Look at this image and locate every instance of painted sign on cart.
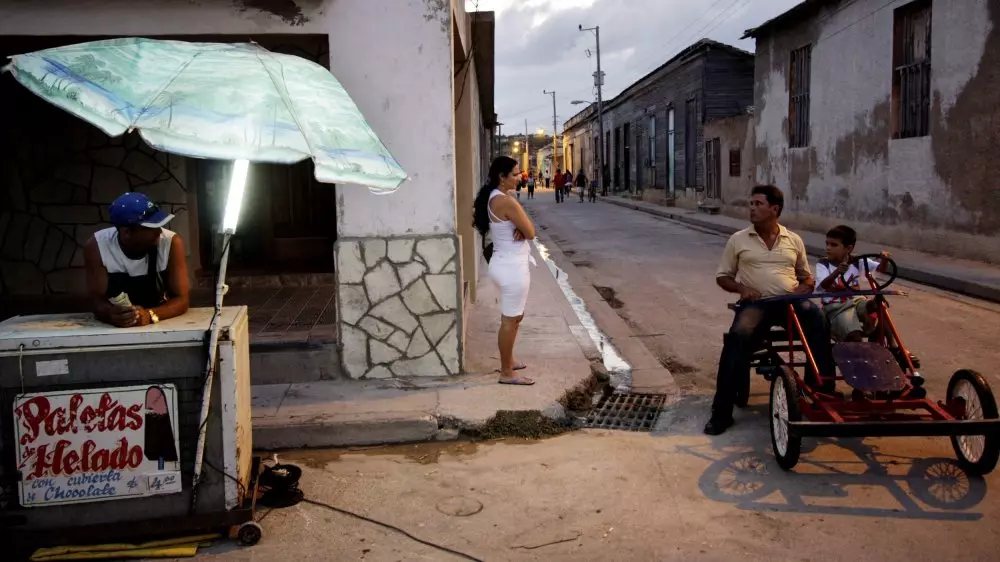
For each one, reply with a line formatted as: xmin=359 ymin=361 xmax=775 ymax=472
xmin=13 ymin=384 xmax=183 ymax=507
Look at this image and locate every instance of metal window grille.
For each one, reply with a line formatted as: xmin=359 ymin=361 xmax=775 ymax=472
xmin=894 ymin=1 xmax=932 ymax=138
xmin=788 ymin=45 xmax=811 ymax=148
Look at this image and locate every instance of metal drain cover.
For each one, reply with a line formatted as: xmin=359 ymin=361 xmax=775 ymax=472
xmin=583 ymin=392 xmax=666 ymax=432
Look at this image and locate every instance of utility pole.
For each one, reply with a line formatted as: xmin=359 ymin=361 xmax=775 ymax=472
xmin=524 ymin=118 xmax=529 ymax=173
xmin=542 ymin=90 xmax=558 ymax=174
xmin=580 ymin=24 xmax=605 ymax=194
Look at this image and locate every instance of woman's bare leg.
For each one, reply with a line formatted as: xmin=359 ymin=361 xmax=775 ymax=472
xmin=499 ymin=314 xmax=532 ymax=382
xmin=512 ymin=314 xmax=525 ymax=369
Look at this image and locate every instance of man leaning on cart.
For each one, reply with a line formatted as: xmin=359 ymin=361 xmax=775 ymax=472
xmin=83 ymin=192 xmax=191 ymax=328
xmin=705 ymin=185 xmax=836 ymax=436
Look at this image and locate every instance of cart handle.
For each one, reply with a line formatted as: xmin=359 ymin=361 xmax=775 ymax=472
xmin=728 ymin=289 xmax=907 ymax=310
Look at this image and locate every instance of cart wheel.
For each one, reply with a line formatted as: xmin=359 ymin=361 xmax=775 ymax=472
xmin=237 ymin=521 xmax=263 ymax=546
xmin=770 ymin=369 xmax=802 ymax=471
xmin=947 ymin=370 xmax=1000 ymax=476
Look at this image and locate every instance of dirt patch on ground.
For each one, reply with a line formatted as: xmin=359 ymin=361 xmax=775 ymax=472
xmin=472 ymin=411 xmax=573 ymax=440
xmin=594 ymin=285 xmax=624 ymax=309
xmin=654 ymin=351 xmax=698 ymax=374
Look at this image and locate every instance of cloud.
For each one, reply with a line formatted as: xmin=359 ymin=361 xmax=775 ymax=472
xmin=469 ymin=0 xmax=803 ymax=134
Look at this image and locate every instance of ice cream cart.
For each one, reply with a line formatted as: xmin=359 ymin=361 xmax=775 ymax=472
xmin=0 ymin=307 xmax=258 ymax=555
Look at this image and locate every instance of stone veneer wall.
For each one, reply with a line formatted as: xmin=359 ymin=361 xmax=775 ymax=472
xmin=0 ymin=113 xmax=190 ymax=298
xmin=336 ymin=235 xmax=462 ymax=379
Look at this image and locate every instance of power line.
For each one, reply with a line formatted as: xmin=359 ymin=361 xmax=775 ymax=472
xmin=625 ymin=0 xmax=748 ymax=80
xmin=623 ymin=0 xmax=732 ymax=74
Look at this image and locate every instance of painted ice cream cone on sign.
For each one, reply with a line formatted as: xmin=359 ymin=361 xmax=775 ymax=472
xmin=144 ymin=386 xmax=178 ymax=470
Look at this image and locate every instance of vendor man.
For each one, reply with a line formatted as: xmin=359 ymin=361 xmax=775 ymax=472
xmin=706 ymin=185 xmax=836 ymax=435
xmin=84 ymin=192 xmax=190 ymax=328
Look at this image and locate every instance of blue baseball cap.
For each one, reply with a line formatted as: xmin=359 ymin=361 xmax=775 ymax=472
xmin=109 ymin=192 xmax=174 ymax=228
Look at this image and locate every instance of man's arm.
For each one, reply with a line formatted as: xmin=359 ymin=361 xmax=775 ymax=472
xmin=792 ymin=237 xmax=815 ymax=294
xmin=136 ymin=234 xmax=190 ymax=325
xmin=84 ymin=238 xmax=137 ymax=327
xmin=716 ymin=236 xmax=760 ymax=300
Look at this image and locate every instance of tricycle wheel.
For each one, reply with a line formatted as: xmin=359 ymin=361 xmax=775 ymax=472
xmin=237 ymin=521 xmax=263 ymax=546
xmin=770 ymin=368 xmax=802 ymax=471
xmin=947 ymin=369 xmax=1000 ymax=476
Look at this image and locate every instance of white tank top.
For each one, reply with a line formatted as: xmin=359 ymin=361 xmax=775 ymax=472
xmin=488 ymin=190 xmax=531 ymax=258
xmin=95 ymin=227 xmax=175 ymax=276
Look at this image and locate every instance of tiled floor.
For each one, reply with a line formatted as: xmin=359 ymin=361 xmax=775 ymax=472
xmin=191 ymin=286 xmax=337 ymax=344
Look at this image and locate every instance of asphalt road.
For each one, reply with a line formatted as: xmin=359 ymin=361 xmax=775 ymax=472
xmin=527 ymin=193 xmax=1000 ymax=403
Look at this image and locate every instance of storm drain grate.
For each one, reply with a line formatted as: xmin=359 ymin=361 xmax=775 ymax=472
xmin=583 ymin=392 xmax=666 ymax=432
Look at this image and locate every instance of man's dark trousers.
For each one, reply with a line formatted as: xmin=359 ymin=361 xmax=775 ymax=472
xmin=711 ymin=299 xmax=836 ymax=422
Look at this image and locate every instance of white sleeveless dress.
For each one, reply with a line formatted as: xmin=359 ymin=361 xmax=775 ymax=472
xmin=487 ymin=189 xmax=533 ymax=317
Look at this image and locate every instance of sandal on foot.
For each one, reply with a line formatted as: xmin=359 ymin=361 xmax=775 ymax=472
xmin=498 ymin=377 xmax=535 ymax=386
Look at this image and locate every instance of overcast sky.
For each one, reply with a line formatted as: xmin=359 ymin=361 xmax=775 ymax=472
xmin=467 ymin=0 xmax=803 ymax=136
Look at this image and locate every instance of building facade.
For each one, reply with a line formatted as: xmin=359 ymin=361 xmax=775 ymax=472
xmin=0 ymin=0 xmax=496 ymax=379
xmin=747 ymin=0 xmax=1000 ymax=263
xmin=562 ymin=39 xmax=754 ymax=205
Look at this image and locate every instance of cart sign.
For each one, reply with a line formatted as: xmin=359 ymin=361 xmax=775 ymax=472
xmin=13 ymin=384 xmax=183 ymax=507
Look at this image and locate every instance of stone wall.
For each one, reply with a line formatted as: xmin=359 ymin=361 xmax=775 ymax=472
xmin=0 ymin=94 xmax=191 ymax=300
xmin=335 ymin=235 xmax=461 ymax=379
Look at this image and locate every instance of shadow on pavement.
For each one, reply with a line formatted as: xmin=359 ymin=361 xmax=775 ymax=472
xmin=655 ymin=395 xmax=989 ymax=521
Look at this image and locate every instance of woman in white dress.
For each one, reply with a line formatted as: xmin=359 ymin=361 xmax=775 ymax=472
xmin=473 ymin=156 xmax=537 ymax=385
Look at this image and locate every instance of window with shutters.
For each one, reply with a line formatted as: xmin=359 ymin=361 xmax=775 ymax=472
xmin=788 ymin=45 xmax=811 ymax=148
xmin=892 ymin=0 xmax=932 ymax=139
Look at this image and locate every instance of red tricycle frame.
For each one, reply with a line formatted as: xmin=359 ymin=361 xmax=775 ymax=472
xmin=737 ymin=257 xmax=1000 ymax=474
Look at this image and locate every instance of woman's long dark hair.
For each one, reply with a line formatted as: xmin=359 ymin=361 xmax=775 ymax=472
xmin=473 ymin=156 xmax=518 ymax=238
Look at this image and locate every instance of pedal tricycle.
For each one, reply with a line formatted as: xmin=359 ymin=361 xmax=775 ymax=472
xmin=730 ymin=254 xmax=1000 ymax=475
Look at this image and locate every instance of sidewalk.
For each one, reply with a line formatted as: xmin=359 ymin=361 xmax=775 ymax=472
xmin=604 ymin=197 xmax=1000 ymax=304
xmin=250 ymin=240 xmax=603 ymax=449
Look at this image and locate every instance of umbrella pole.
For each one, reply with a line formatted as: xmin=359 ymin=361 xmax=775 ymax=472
xmin=190 ymin=231 xmax=232 ymax=513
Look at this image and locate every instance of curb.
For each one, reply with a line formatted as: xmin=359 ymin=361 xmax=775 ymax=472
xmin=603 ymin=198 xmax=1000 ymax=304
xmin=253 ymin=415 xmax=442 ymax=450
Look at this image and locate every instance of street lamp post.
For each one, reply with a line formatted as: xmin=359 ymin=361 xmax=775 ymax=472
xmin=542 ymin=89 xmax=558 ymax=177
xmin=579 ymin=24 xmax=605 ymax=195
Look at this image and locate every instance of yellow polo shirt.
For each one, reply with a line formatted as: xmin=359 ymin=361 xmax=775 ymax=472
xmin=716 ymin=225 xmax=812 ymax=297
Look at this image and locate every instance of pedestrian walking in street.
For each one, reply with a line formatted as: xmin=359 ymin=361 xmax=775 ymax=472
xmin=589 ymin=178 xmax=598 ymax=203
xmin=527 ymin=174 xmax=535 ymax=199
xmin=544 ymin=171 xmax=550 ymax=188
xmin=473 ymin=156 xmax=537 ymax=385
xmin=553 ymin=168 xmax=564 ymax=203
xmin=515 ymin=177 xmax=522 ymax=200
xmin=563 ymin=169 xmax=573 ymax=200
xmin=575 ymin=169 xmax=587 ymax=202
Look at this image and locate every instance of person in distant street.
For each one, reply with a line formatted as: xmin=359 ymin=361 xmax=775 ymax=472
xmin=705 ymin=185 xmax=835 ymax=436
xmin=544 ymin=171 xmax=550 ymax=188
xmin=527 ymin=173 xmax=536 ymax=199
xmin=563 ymin=169 xmax=573 ymax=199
xmin=575 ymin=169 xmax=587 ymax=202
xmin=553 ymin=168 xmax=564 ymax=203
xmin=84 ymin=192 xmax=190 ymax=328
xmin=602 ymin=165 xmax=610 ymax=197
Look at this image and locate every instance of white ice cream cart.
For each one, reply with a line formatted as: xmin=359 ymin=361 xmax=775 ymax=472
xmin=0 ymin=307 xmax=257 ymax=555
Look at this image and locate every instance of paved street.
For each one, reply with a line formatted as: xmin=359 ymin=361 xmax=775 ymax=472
xmin=191 ymin=192 xmax=1000 ymax=561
